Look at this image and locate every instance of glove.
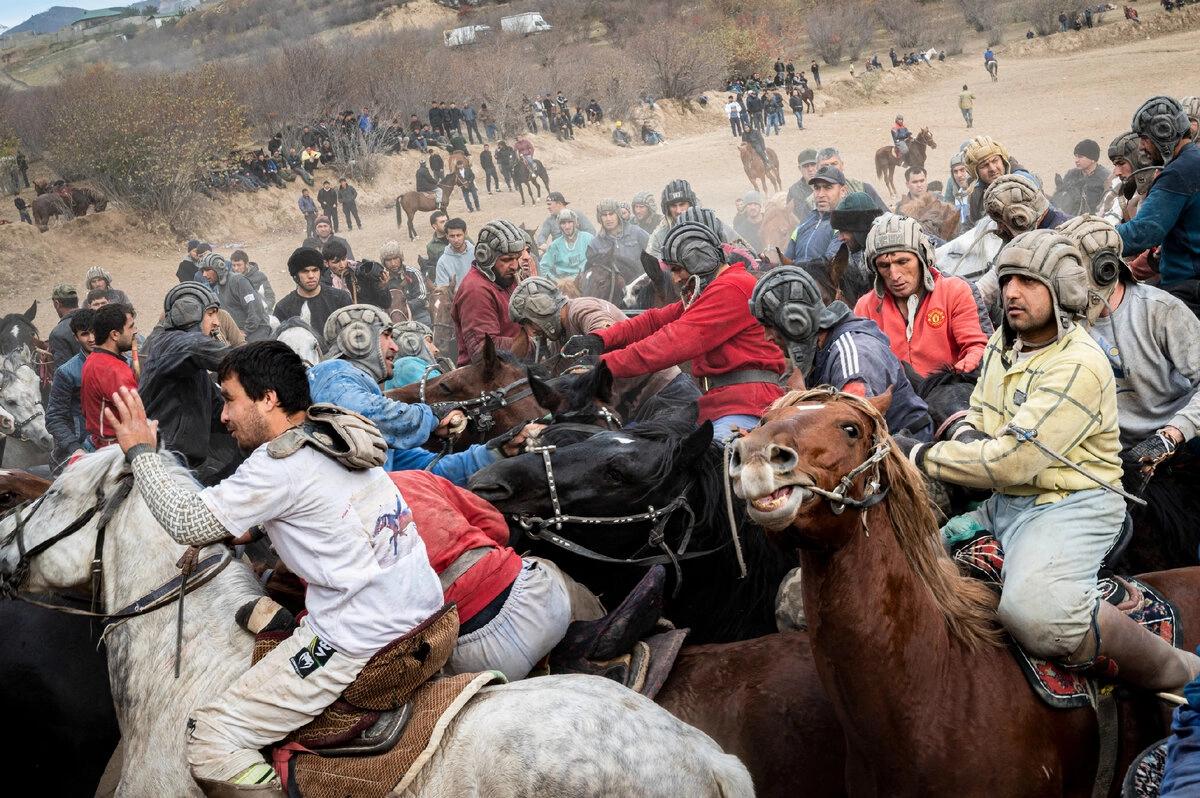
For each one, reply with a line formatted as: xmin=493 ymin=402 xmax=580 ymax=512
xmin=561 ymin=333 xmax=605 ymax=362
xmin=1128 ymin=429 xmax=1177 ymax=466
xmin=485 ymin=422 xmax=531 ymax=458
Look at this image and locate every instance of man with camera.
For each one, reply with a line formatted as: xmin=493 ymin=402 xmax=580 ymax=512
xmin=321 ymin=240 xmax=393 ymax=310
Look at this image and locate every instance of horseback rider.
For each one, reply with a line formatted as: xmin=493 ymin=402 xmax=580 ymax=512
xmin=451 ymin=219 xmax=526 ymax=364
xmin=829 ymin=190 xmax=885 ymax=297
xmin=415 ymin=161 xmax=443 ymax=207
xmin=891 ymin=115 xmax=912 ymax=162
xmin=1101 ymin=131 xmax=1157 ymax=226
xmin=631 ymin=190 xmax=663 ymax=233
xmin=974 ymin=173 xmax=1071 ymax=312
xmin=138 ymin=282 xmax=235 ymax=482
xmin=306 ymin=305 xmax=477 ymax=472
xmin=644 ymin=179 xmax=739 ymax=259
xmin=962 ymin=134 xmax=1038 ymax=223
xmin=102 ymin=342 xmax=448 ymax=796
xmin=1117 ymin=96 xmax=1200 ymax=289
xmin=1060 ymin=214 xmax=1200 ymax=489
xmin=783 ymin=165 xmax=849 ymax=264
xmin=741 ymin=126 xmax=771 ymax=169
xmin=900 ymin=229 xmax=1200 ymax=693
xmin=575 ymin=220 xmax=785 ymax=440
xmin=853 ymin=215 xmax=990 ymax=377
xmin=508 ymin=276 xmax=699 ymax=420
xmin=748 ymin=266 xmax=933 ymax=438
xmin=588 ymin=198 xmax=651 ymax=283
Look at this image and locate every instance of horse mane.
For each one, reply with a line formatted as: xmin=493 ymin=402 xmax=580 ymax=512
xmin=768 ymin=389 xmax=1002 ymax=651
xmin=0 ymin=313 xmax=40 ymax=347
xmin=918 ymin=365 xmax=979 ymax=395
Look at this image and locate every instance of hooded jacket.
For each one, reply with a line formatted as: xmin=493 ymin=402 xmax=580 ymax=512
xmin=138 ymin=325 xmax=229 ymax=466
xmin=211 ymin=270 xmax=271 ymax=342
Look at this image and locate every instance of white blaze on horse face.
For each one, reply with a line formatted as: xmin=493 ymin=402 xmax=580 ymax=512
xmin=611 ymin=435 xmax=637 ymax=446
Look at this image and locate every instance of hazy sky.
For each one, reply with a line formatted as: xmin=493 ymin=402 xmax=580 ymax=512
xmin=1 ymin=2 xmax=121 ymax=30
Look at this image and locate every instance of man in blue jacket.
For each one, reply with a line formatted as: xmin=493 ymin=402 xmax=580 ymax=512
xmin=1118 ymin=95 xmax=1200 ymax=287
xmin=783 ymin=166 xmax=849 ymax=264
xmin=45 ymin=308 xmax=95 ymax=473
xmin=307 ymin=305 xmax=539 ymax=484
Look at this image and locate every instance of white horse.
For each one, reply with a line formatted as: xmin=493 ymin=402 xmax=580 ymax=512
xmin=0 ymin=347 xmax=53 ymax=453
xmin=0 ymin=406 xmax=14 ymax=438
xmin=272 ymin=319 xmax=323 ymax=368
xmin=0 ymin=448 xmax=753 ymax=798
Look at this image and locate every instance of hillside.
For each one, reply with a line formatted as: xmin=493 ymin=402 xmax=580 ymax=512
xmin=1 ymin=6 xmax=85 ymax=38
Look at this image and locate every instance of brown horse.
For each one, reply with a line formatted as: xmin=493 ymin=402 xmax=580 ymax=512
xmin=758 ymin=194 xmax=798 ymax=264
xmin=733 ymin=388 xmax=1200 ymax=797
xmin=0 ymin=468 xmax=50 ymax=514
xmin=874 ymin=127 xmax=936 ymax=196
xmin=68 ymin=186 xmax=108 ymax=217
xmin=896 ymin=192 xmax=961 ymax=241
xmin=424 ymin=282 xmax=458 ymax=364
xmin=31 ymin=192 xmax=73 ymax=232
xmin=385 ymin=336 xmax=549 ymax=446
xmin=796 ymin=85 xmax=816 ymax=113
xmin=395 ymin=172 xmax=460 ymax=240
xmin=513 ymin=158 xmax=551 ymax=205
xmin=740 ymin=143 xmax=782 ymax=194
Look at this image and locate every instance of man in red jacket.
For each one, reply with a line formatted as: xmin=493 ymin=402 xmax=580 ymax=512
xmin=451 ymin=219 xmax=526 ymax=364
xmin=579 ymin=220 xmax=785 ymax=440
xmin=853 ymin=214 xmax=989 ymax=376
xmin=80 ymin=302 xmax=138 ymax=449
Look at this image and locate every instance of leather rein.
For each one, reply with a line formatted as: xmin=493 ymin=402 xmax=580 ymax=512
xmin=0 ymin=477 xmax=232 ymax=677
xmin=514 ymin=442 xmax=728 ymax=595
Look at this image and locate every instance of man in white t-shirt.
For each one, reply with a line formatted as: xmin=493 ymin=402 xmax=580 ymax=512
xmin=104 ymin=340 xmax=444 ymax=796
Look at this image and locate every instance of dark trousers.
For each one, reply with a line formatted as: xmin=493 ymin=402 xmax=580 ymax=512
xmin=729 ymin=116 xmax=743 ymax=137
xmin=484 ymin=167 xmax=500 ymax=193
xmin=19 ymin=168 xmax=28 ymax=189
xmin=342 ymin=201 xmax=362 ymax=229
xmin=465 ymin=120 xmax=482 ymax=144
xmin=304 ymin=212 xmax=317 ymax=238
xmin=18 ymin=208 xmax=32 ymax=224
xmin=320 ymin=205 xmax=339 ymax=231
xmin=462 ymin=186 xmax=480 ymax=212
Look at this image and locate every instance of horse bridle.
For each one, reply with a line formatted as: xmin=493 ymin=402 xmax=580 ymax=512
xmin=804 ymin=435 xmax=892 ymax=515
xmin=0 ymin=477 xmax=231 ymax=676
xmin=514 ymin=442 xmax=729 ymax=594
xmin=426 ymin=376 xmax=534 ymax=437
xmin=0 ymin=363 xmax=45 ymax=443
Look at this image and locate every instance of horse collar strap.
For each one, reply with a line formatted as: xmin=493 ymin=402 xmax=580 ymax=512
xmin=805 ymin=438 xmax=892 ymax=515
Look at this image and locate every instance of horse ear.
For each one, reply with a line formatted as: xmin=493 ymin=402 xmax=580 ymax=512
xmin=681 ymin=422 xmax=714 ymax=461
xmin=640 ymin=251 xmax=662 ymax=283
xmin=901 ymin=361 xmax=924 ymax=395
xmin=868 ymin=387 xmax=894 ymax=418
xmin=23 ymin=300 xmax=36 ymax=322
xmin=481 ymin=335 xmax=498 ymax=380
xmin=528 ymin=369 xmax=565 ymax=413
xmin=593 ymin=361 xmax=614 ymax=403
xmin=1054 ymin=174 xmax=1063 ymax=190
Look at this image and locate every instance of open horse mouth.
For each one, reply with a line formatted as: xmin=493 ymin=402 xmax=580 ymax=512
xmin=746 ymin=483 xmax=810 ymax=530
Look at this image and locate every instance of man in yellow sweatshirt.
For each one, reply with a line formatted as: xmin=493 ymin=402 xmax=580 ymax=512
xmin=904 ymin=229 xmax=1200 ymax=692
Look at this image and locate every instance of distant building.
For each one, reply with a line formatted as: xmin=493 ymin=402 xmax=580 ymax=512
xmin=70 ymin=8 xmax=137 ymax=33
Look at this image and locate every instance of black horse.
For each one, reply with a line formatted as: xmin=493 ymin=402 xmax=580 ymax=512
xmin=512 ymin=158 xmax=551 ymax=205
xmin=469 ymin=416 xmax=796 ymax=643
xmin=0 ymin=301 xmax=41 ymax=356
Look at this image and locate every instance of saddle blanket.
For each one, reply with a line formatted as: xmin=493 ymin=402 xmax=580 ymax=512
xmin=953 ymin=534 xmax=1179 ymax=709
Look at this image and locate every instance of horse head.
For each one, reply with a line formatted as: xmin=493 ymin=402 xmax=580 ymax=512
xmin=917 ymin=127 xmax=936 ymax=148
xmin=731 ymin=389 xmax=894 ymax=547
xmin=469 ymin=416 xmax=713 ymax=532
xmin=527 ymin=362 xmax=623 ymax=428
xmin=0 ymin=347 xmax=52 ymax=451
xmin=896 ymin=193 xmax=959 ymax=242
xmin=272 ymin=318 xmax=324 ymax=368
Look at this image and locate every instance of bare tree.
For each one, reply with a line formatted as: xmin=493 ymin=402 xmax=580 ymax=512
xmin=875 ymin=0 xmax=933 ymax=50
xmin=956 ymin=0 xmax=1000 ymax=32
xmin=1017 ymin=0 xmax=1068 ymax=36
xmin=806 ymin=7 xmax=846 ymax=65
xmin=624 ymin=20 xmax=724 ymax=100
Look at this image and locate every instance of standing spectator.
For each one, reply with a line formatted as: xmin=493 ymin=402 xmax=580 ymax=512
xmin=1060 ymin=139 xmax=1113 ymax=215
xmin=541 ymin=94 xmax=555 ymax=132
xmin=46 ymin=307 xmax=95 ymax=472
xmin=358 ymin=107 xmax=373 ymax=135
xmin=463 ymin=103 xmax=482 ymax=144
xmin=1059 ymin=12 xmax=1069 ymax=31
xmin=230 ymin=249 xmax=276 ymax=314
xmin=480 ymin=144 xmax=501 ymax=194
xmin=446 ymin=102 xmax=464 ymax=135
xmin=198 ymin=252 xmax=271 ymax=341
xmin=436 ymin=218 xmax=476 ymax=288
xmin=298 ymin=188 xmax=318 ymax=238
xmin=810 ymin=60 xmax=821 ymax=87
xmin=303 ymin=216 xmax=353 ymax=260
xmin=724 ymin=95 xmax=743 ymax=137
xmin=890 ymin=47 xmax=899 ymax=67
xmin=429 ymin=100 xmax=444 ymax=136
xmin=496 ymin=140 xmax=516 ymax=190
xmin=745 ymin=91 xmax=763 ymax=131
xmin=522 ymin=97 xmax=538 ymax=135
xmin=317 ymin=180 xmax=339 ymax=232
xmin=274 ymin=248 xmax=353 ymax=340
xmin=48 ymin=284 xmax=82 ymax=369
xmin=80 ymin=302 xmax=138 ymax=450
xmin=788 ymin=90 xmax=805 ymax=130
xmin=959 ymin=85 xmax=976 ymax=129
xmin=176 ymin=240 xmax=211 ymax=284
xmin=338 ymin=177 xmax=362 ymax=231
xmin=479 ymin=103 xmax=497 ymax=142
xmin=458 ymin=162 xmax=480 ymax=212
xmin=14 ymin=196 xmax=32 ymax=224
xmin=16 ymin=152 xmax=29 ymax=189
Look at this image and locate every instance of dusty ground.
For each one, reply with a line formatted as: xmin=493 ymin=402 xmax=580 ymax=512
xmin=3 ymin=17 xmax=1200 ymax=327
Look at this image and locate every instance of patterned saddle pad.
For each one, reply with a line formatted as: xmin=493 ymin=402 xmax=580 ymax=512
xmin=953 ymin=534 xmax=1179 ymax=709
xmin=1121 ymin=738 xmax=1168 ymax=798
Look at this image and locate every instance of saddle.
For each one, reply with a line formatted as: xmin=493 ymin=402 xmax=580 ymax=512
xmin=238 ymin=600 xmax=501 ymax=798
xmin=546 ymin=565 xmax=688 ymax=700
xmin=951 ymin=528 xmax=1179 ymax=709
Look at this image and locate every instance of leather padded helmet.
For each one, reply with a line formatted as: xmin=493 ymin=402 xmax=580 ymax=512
xmin=1107 ymin=131 xmax=1141 ymax=164
xmin=674 ymin=206 xmax=727 ymax=242
xmin=1056 ymin=214 xmax=1127 ymax=323
xmin=748 ymin=266 xmax=851 ymax=375
xmin=631 ymin=191 xmax=655 ymax=211
xmin=198 ymin=251 xmax=229 ymax=285
xmin=595 ymin=198 xmax=621 ymax=224
xmin=662 ymin=221 xmax=725 ymax=302
xmin=995 ymin=230 xmax=1089 ymax=343
xmin=982 ymin=174 xmax=1049 ymax=238
xmin=509 ymin=275 xmax=567 ymax=340
xmin=863 ymin=214 xmax=936 ymax=298
xmin=1182 ymin=96 xmax=1200 ymax=126
xmin=323 ymin=304 xmax=393 ymax=383
xmin=1131 ymin=95 xmax=1191 ymax=165
xmin=661 ymin=179 xmax=699 ymax=217
xmin=392 ymin=320 xmax=435 ymax=361
xmin=474 ymin=219 xmax=528 ymax=281
xmin=85 ymin=265 xmax=112 ymax=288
xmin=963 ymin=135 xmax=1011 ymax=181
xmin=163 ymin=281 xmax=219 ymax=330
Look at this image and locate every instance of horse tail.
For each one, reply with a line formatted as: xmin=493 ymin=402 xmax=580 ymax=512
xmin=538 ymin=161 xmax=550 ymax=189
xmin=710 ymin=751 xmax=755 ymax=798
xmin=395 ymin=197 xmax=403 ymax=228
